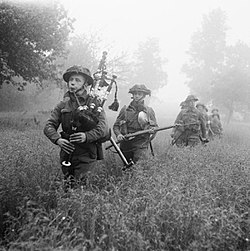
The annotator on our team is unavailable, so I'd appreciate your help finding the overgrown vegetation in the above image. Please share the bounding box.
[0,114,249,250]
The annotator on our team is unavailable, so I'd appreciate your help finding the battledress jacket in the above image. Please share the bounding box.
[209,115,223,135]
[173,107,207,139]
[44,91,109,163]
[113,101,158,149]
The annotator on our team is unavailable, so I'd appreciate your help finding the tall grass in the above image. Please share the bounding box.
[0,114,250,250]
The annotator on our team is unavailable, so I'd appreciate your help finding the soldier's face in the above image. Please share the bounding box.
[67,74,87,93]
[197,106,203,112]
[132,91,145,102]
[187,100,195,107]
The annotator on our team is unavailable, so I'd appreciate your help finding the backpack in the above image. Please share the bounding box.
[181,109,200,132]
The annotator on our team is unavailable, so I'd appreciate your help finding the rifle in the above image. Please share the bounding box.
[199,135,209,144]
[208,125,215,137]
[105,124,177,150]
[109,136,134,170]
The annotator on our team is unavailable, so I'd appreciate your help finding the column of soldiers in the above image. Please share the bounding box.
[44,65,223,189]
[171,95,223,146]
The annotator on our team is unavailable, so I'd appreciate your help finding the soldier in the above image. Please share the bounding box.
[208,108,223,139]
[113,84,158,164]
[44,65,109,189]
[196,102,209,134]
[171,95,207,147]
[170,100,187,139]
[180,101,188,110]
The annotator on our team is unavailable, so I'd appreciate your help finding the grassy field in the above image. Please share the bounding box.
[0,113,250,250]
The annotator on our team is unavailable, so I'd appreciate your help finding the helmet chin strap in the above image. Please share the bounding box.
[131,91,146,101]
[74,81,88,95]
[132,95,145,103]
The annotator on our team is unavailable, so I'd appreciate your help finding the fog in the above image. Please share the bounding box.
[2,0,250,125]
[59,0,250,122]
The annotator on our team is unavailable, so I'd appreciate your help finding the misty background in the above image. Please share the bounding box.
[1,0,250,126]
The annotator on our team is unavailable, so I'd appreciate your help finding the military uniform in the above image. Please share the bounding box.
[196,102,209,134]
[208,109,223,138]
[172,95,206,147]
[113,84,158,163]
[44,66,109,185]
[180,101,188,110]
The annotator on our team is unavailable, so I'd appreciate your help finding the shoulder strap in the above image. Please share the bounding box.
[145,106,152,120]
[123,105,127,121]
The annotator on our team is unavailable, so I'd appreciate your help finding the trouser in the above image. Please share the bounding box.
[175,130,200,147]
[120,138,149,164]
[61,155,97,189]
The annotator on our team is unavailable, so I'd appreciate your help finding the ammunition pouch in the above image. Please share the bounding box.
[176,124,185,132]
[190,128,199,133]
[186,124,200,133]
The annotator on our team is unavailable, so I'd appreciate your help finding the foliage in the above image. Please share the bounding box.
[60,34,101,73]
[0,114,250,250]
[0,1,74,87]
[182,8,250,123]
[182,8,227,101]
[54,33,133,108]
[131,37,168,91]
[211,67,250,123]
[211,41,250,122]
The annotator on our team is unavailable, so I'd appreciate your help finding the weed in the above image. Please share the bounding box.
[0,117,250,250]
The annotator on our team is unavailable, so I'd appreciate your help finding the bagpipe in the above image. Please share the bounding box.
[70,51,119,133]
[61,52,120,167]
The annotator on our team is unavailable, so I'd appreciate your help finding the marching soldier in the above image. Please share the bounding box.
[113,84,158,164]
[196,102,209,134]
[171,95,207,147]
[208,108,223,139]
[44,65,109,189]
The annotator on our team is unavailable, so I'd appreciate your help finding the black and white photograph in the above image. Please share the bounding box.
[0,0,250,250]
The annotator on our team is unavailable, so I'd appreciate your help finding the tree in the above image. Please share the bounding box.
[182,8,250,123]
[61,34,101,72]
[58,34,132,105]
[182,8,228,101]
[131,37,168,91]
[0,1,74,87]
[211,42,250,123]
[61,33,132,78]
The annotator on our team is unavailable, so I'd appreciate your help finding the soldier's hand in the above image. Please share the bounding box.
[70,132,86,143]
[149,128,156,134]
[201,137,209,143]
[56,138,75,154]
[117,134,125,141]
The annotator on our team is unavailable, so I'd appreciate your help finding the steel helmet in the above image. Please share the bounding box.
[185,95,198,102]
[212,108,219,113]
[128,84,151,96]
[180,101,187,108]
[63,65,93,85]
[196,102,208,111]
